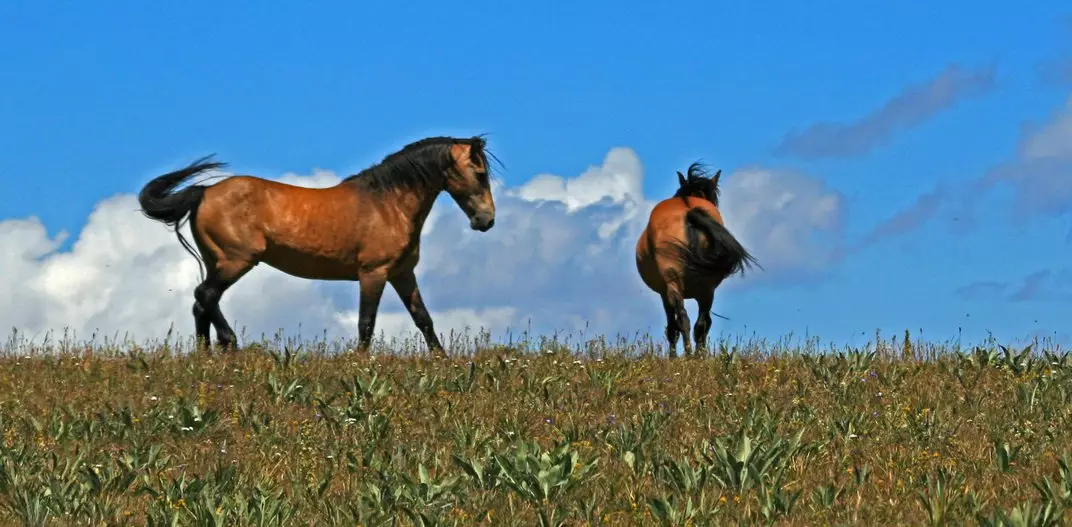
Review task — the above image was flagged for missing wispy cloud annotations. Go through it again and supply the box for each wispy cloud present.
[855,84,1072,248]
[776,63,997,159]
[853,185,949,250]
[955,269,1072,303]
[1036,58,1072,87]
[1036,16,1072,87]
[980,95,1072,220]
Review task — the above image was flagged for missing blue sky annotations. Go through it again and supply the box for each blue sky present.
[2,1,1070,348]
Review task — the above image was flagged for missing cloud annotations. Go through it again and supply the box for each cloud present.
[848,183,975,250]
[856,186,947,248]
[715,166,846,275]
[776,63,997,159]
[1036,58,1072,87]
[855,87,1072,248]
[955,269,1072,303]
[0,148,845,351]
[981,94,1072,220]
[1035,18,1072,87]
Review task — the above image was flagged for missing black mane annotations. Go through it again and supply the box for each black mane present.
[673,161,721,206]
[342,135,491,192]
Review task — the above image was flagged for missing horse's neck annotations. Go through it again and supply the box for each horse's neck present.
[387,184,442,232]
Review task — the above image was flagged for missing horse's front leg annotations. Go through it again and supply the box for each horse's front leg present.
[390,269,446,358]
[354,269,387,354]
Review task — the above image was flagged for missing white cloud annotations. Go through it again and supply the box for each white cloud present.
[514,147,644,212]
[0,148,845,351]
[718,167,846,272]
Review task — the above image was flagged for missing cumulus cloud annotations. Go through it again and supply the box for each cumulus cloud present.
[717,167,845,274]
[0,147,845,350]
[776,63,997,159]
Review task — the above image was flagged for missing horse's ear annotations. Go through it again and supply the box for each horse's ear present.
[677,171,687,188]
[711,169,721,186]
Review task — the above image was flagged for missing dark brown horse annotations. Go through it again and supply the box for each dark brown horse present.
[635,162,759,358]
[137,135,497,355]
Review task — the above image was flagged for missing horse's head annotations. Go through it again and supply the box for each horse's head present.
[673,161,721,206]
[445,136,497,232]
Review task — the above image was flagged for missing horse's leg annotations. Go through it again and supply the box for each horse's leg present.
[190,249,217,350]
[693,289,714,357]
[354,269,388,354]
[192,296,212,350]
[194,258,253,350]
[389,269,446,358]
[665,285,693,358]
[661,293,680,359]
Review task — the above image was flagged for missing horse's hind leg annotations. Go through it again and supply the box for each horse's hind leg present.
[193,258,253,350]
[661,294,680,359]
[662,286,693,358]
[693,289,714,357]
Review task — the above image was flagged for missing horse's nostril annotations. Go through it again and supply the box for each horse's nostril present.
[486,218,495,229]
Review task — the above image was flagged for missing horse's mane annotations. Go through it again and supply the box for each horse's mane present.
[672,161,721,206]
[342,135,492,192]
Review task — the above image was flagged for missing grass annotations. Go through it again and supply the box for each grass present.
[0,329,1070,526]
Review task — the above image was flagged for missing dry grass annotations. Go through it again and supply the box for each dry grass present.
[0,330,1069,526]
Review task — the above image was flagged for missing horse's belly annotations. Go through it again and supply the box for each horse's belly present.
[260,246,358,281]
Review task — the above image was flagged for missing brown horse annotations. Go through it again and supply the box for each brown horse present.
[137,135,497,355]
[635,162,759,358]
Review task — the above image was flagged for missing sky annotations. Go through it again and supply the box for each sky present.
[2,1,1070,351]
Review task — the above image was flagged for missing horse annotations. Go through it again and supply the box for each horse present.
[635,162,759,358]
[137,135,498,356]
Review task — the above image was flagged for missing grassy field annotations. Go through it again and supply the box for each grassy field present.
[0,330,1070,526]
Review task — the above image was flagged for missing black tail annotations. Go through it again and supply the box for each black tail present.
[675,207,760,280]
[137,155,227,281]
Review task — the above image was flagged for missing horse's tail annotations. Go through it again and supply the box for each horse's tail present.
[676,207,760,280]
[137,155,227,281]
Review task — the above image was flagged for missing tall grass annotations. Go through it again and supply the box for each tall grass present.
[0,329,1068,525]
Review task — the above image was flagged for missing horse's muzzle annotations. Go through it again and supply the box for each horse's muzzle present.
[470,211,495,232]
